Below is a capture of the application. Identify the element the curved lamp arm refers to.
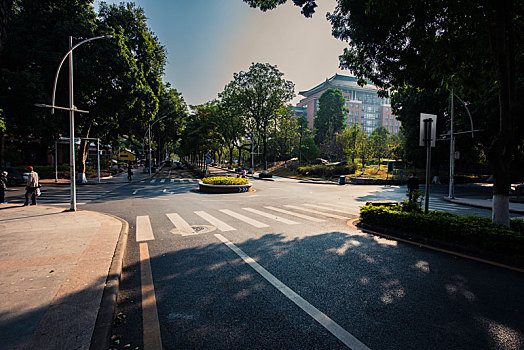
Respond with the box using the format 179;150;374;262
51;35;112;114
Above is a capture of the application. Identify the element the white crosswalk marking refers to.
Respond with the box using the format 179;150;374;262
220;209;269;228
166;213;197;236
264;206;325;222
243;208;299;225
195;211;236;231
304;204;354;215
283;205;350;220
160;179;165;183
170;179;175;183
150;179;156;184
136;215;155;242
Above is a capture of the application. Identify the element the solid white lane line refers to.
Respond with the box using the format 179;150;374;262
166;213;197;236
160;179;165;183
214;234;370;350
136;216;155;242
304;204;354;215
139;242;163;350
195;211;236;231
219;209;269;228
284;205;350;220
264;206;325;222
242;208;299;225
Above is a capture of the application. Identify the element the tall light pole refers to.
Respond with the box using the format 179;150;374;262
36;34;111;211
148;115;170;177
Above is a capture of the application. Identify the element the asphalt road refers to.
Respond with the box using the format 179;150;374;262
6;168;523;349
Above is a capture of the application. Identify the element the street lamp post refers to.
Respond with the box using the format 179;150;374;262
36;34;111;211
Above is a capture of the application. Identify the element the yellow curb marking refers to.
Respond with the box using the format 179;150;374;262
140;242;162;349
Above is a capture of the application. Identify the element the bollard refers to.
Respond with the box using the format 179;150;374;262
339;176;346;185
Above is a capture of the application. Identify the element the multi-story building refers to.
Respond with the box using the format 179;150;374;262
295;74;400;135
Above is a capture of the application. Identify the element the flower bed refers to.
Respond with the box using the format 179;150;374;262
199;176;252;193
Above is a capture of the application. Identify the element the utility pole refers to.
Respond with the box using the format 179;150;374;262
449;89;455;199
424;118;433;214
68;36;77;211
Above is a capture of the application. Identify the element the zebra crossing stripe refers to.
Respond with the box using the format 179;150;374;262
150;179;156;184
195;211;236;231
283;205;350;220
264;206;325;222
136;215;155;242
304;204;354;215
171;179;175;183
243;208;299;225
160;179;165;183
166;213;197;236
220;209;269;228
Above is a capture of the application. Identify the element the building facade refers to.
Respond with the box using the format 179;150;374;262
296;74;400;135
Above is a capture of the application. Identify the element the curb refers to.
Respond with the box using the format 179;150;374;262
347;218;524;273
89;214;129;350
442;196;524;214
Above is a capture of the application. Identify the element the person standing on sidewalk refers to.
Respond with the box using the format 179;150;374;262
0;171;8;204
24;166;39;206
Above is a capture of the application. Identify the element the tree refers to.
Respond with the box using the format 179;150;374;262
370;126;389;171
296;115;311;164
314;88;346;147
245;0;523;226
338;124;364;164
220;62;294;170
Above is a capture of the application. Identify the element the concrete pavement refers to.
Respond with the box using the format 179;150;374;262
0;204;128;350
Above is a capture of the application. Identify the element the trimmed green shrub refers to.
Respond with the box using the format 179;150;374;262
297;163;357;177
359;204;524;261
202;176;249;185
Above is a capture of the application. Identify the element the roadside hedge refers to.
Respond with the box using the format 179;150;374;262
359;204;524;262
297;163;357;177
202;176;249;185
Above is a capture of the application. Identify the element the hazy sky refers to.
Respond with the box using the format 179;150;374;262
94;0;348;106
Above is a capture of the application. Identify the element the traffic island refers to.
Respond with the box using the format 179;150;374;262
198;176;252;193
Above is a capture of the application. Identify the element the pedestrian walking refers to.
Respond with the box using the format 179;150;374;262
24;166;39;206
127;165;133;181
407;172;419;193
0;171;8;204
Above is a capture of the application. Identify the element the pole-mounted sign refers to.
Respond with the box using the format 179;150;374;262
419;113;437;147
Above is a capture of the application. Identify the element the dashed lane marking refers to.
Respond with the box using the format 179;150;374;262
136;216;155;242
283;205;350;220
195;211;236;231
243;207;299;225
219;209;269;228
264;206;325;222
214;234;370;350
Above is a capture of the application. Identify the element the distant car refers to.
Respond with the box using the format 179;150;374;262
1;168;31;186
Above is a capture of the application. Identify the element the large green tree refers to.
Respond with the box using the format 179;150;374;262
245;0;523;226
314;88;346;148
220;62;295;170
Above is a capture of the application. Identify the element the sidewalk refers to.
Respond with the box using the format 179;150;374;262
443;196;524;215
0;204;128;350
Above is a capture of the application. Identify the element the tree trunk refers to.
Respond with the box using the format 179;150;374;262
487;0;515;227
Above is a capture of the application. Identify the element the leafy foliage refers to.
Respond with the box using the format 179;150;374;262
360;204;524;262
296;163;356;177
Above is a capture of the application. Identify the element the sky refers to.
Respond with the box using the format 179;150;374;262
94;0;349;106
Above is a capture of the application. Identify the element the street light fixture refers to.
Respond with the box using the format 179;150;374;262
35;34;111;211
